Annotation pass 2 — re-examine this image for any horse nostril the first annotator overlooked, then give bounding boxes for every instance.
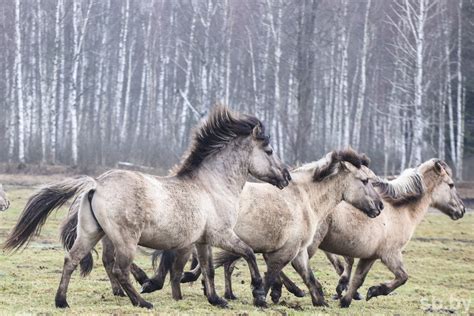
[378,201,384,210]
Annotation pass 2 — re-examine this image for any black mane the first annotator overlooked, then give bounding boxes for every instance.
[175,105,267,177]
[313,148,370,182]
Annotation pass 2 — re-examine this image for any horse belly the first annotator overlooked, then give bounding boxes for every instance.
[138,203,207,250]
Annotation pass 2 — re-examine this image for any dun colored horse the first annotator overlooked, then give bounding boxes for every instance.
[3,105,291,309]
[71,149,384,307]
[271,159,465,308]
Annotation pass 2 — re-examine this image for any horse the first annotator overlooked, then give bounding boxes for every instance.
[0,184,10,212]
[102,149,384,307]
[3,105,291,309]
[270,159,465,308]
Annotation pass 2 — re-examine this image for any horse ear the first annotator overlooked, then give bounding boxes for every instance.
[252,123,262,140]
[341,161,357,173]
[434,161,444,175]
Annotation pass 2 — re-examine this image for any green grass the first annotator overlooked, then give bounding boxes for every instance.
[0,187,473,315]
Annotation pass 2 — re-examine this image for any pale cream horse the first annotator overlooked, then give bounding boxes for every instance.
[3,105,291,309]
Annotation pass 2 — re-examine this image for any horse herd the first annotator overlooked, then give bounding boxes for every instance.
[0,105,466,310]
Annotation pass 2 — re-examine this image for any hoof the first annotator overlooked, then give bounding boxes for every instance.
[224,292,237,300]
[55,298,70,309]
[253,296,268,308]
[353,292,363,300]
[140,281,162,294]
[366,286,378,301]
[113,289,126,297]
[288,288,305,298]
[313,299,329,307]
[181,271,199,283]
[340,297,352,308]
[270,290,281,303]
[209,295,228,308]
[138,301,154,309]
[332,293,341,300]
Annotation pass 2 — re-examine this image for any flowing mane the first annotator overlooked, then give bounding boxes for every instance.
[374,168,424,206]
[293,148,369,182]
[174,105,266,177]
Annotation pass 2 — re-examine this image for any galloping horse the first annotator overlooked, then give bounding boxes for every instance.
[3,105,291,309]
[71,149,384,307]
[270,159,465,308]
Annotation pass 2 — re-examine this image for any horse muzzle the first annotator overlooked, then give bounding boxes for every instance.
[366,200,384,218]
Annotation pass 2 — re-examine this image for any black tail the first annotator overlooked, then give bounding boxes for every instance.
[59,194,94,277]
[213,251,242,269]
[152,249,175,273]
[3,176,95,252]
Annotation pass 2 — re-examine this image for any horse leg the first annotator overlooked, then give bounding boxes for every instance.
[335,256,354,299]
[111,242,153,309]
[290,250,328,307]
[130,263,150,286]
[366,253,408,301]
[55,232,103,307]
[340,258,375,308]
[170,247,193,300]
[141,250,177,293]
[181,250,202,283]
[223,260,237,300]
[261,253,292,306]
[101,237,125,297]
[195,243,228,307]
[213,230,266,307]
[325,251,345,276]
[279,271,306,298]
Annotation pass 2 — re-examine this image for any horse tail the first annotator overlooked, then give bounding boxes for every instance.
[3,176,96,252]
[213,251,242,269]
[59,196,94,277]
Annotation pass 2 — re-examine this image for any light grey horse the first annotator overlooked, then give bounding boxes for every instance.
[0,184,10,211]
[3,105,291,309]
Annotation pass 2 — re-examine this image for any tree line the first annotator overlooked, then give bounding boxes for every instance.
[0,0,473,179]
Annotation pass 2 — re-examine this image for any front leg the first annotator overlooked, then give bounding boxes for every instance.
[290,250,328,307]
[335,256,354,298]
[195,243,228,308]
[169,247,193,300]
[141,250,177,294]
[340,258,375,308]
[366,252,408,301]
[213,230,267,307]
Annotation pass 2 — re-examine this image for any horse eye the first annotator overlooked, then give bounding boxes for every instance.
[265,149,273,156]
[361,179,368,185]
[448,183,454,189]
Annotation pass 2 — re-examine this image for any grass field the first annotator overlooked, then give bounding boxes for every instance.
[0,185,473,315]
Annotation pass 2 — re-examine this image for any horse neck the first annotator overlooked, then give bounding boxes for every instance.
[398,175,437,229]
[196,141,250,197]
[305,173,345,217]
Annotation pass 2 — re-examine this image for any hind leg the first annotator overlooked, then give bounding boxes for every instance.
[340,258,375,308]
[271,270,306,303]
[111,242,153,309]
[223,260,238,300]
[141,250,175,293]
[101,237,125,297]
[55,230,104,308]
